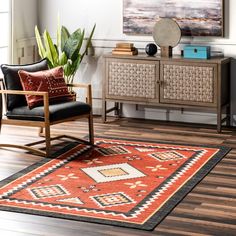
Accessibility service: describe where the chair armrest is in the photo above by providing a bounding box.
[0,89,48,96]
[67,83,92,106]
[0,89,50,121]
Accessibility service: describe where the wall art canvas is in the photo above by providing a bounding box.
[123,0,224,36]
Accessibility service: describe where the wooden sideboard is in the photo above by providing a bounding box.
[102,53,231,132]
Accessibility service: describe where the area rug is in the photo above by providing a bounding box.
[0,137,230,230]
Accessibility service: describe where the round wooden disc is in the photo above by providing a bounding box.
[153,18,181,47]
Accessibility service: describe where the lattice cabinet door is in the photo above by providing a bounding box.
[105,58,159,102]
[160,61,217,107]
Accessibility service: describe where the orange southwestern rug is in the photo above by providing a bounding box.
[0,137,230,230]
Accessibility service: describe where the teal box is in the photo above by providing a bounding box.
[183,45,211,59]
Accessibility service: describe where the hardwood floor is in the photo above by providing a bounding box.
[0,116,236,236]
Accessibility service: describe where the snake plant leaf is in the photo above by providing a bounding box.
[81,24,96,61]
[63,29,84,59]
[44,52,54,69]
[54,44,59,55]
[43,31,53,64]
[74,54,82,73]
[61,26,70,52]
[71,54,82,77]
[35,26,46,59]
[63,55,81,84]
[58,52,68,66]
[63,60,73,78]
[71,29,84,62]
[43,30,59,67]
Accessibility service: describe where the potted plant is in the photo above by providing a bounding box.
[35,23,96,85]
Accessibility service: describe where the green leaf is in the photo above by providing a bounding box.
[81,24,96,61]
[35,25,46,59]
[63,29,84,59]
[61,26,70,51]
[43,30,59,67]
[71,55,81,76]
[58,52,68,65]
[63,60,73,77]
[54,44,59,55]
[71,29,84,62]
[46,58,54,69]
[73,54,82,74]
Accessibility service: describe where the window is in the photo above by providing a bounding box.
[0,0,11,67]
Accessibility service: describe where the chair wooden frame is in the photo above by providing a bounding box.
[0,80,94,157]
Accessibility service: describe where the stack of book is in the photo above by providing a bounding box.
[112,43,138,55]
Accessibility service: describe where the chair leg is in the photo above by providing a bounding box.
[88,113,94,145]
[38,127,44,137]
[45,123,51,157]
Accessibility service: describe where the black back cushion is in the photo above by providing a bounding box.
[1,59,48,110]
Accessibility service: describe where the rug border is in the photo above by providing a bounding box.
[0,136,231,231]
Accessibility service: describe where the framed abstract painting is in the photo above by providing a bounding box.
[123,0,224,36]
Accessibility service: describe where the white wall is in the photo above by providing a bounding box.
[12,0,38,63]
[12,0,38,39]
[25,0,236,124]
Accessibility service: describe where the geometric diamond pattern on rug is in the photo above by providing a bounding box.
[28,184,69,199]
[96,146,130,156]
[58,197,84,205]
[81,163,146,183]
[149,151,187,162]
[91,192,134,208]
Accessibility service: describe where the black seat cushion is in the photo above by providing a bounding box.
[6,101,91,122]
[1,59,48,110]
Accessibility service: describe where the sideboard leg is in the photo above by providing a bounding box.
[217,123,222,133]
[114,102,119,116]
[102,100,107,123]
[119,103,123,118]
[226,104,231,127]
[217,107,222,133]
[114,102,123,118]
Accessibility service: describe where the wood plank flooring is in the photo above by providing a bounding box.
[0,116,236,236]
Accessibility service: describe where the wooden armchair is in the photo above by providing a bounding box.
[0,59,94,157]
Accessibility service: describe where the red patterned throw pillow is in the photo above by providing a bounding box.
[18,67,73,109]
